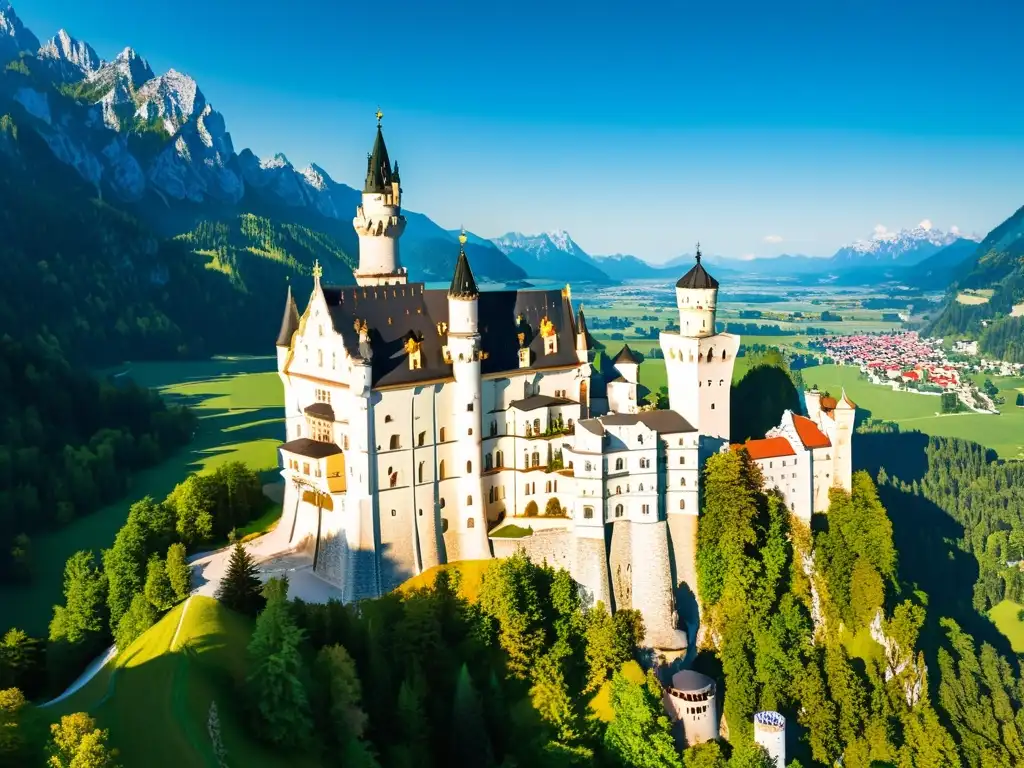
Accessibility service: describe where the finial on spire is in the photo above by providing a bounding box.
[376,107,383,125]
[695,242,702,264]
[459,227,467,247]
[312,259,323,283]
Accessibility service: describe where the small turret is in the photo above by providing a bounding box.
[353,109,407,286]
[363,111,393,194]
[675,244,720,339]
[448,231,479,299]
[576,305,596,353]
[276,282,300,348]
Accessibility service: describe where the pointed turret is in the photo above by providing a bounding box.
[363,121,393,194]
[449,231,479,298]
[276,283,300,347]
[838,388,856,410]
[576,305,597,351]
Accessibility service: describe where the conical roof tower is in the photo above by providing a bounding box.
[275,283,300,347]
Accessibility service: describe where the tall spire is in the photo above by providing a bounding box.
[363,109,393,194]
[449,230,479,299]
[275,282,300,347]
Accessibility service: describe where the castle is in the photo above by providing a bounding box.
[273,116,855,650]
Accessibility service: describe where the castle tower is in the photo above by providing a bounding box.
[446,233,491,561]
[659,246,739,444]
[832,389,856,491]
[352,110,407,286]
[575,305,596,418]
[607,345,640,414]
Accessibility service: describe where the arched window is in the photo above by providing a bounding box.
[615,458,624,471]
[496,450,504,467]
[639,483,644,492]
[389,471,398,489]
[391,509,396,517]
[485,454,493,471]
[466,460,472,473]
[680,477,686,487]
[707,347,714,361]
[638,434,644,445]
[467,517,475,528]
[615,504,624,518]
[531,452,540,467]
[439,427,447,442]
[418,462,425,483]
[615,485,622,495]
[568,418,574,431]
[584,506,594,519]
[545,480,552,493]
[679,499,686,510]
[385,414,393,423]
[722,350,727,361]
[390,435,400,450]
[439,460,446,480]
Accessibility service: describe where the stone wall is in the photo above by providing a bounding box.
[630,521,687,650]
[608,521,633,611]
[572,535,612,609]
[666,513,701,644]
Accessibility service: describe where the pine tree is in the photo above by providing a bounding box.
[216,542,264,616]
[114,593,157,651]
[49,551,108,645]
[451,663,494,768]
[603,670,682,768]
[166,543,191,602]
[144,554,176,611]
[246,577,312,748]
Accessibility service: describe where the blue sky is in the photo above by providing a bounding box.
[15,0,1024,261]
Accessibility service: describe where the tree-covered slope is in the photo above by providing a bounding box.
[928,205,1024,362]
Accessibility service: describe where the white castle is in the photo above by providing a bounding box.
[273,116,855,650]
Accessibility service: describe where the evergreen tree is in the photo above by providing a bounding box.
[49,550,108,645]
[530,640,578,743]
[246,577,312,748]
[114,593,157,651]
[103,518,148,631]
[144,554,176,612]
[450,663,494,768]
[47,712,120,768]
[315,643,374,757]
[392,669,431,768]
[170,474,215,545]
[165,542,191,602]
[478,552,546,679]
[216,542,264,616]
[604,669,682,768]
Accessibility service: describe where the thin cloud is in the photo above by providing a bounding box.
[763,234,783,244]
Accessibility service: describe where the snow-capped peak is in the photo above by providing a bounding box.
[135,69,204,133]
[38,29,101,78]
[300,163,333,190]
[260,153,292,170]
[0,1,40,60]
[491,230,587,260]
[834,220,981,264]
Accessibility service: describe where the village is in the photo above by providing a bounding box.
[818,331,1024,414]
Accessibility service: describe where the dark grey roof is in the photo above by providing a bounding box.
[279,438,343,459]
[276,285,300,347]
[577,307,598,350]
[510,394,574,412]
[613,344,640,365]
[320,283,582,389]
[676,252,719,290]
[670,669,715,692]
[364,125,394,194]
[449,247,478,298]
[304,402,335,421]
[577,419,605,437]
[599,410,696,434]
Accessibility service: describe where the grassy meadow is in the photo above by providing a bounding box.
[0,356,285,636]
[990,600,1024,653]
[38,596,315,768]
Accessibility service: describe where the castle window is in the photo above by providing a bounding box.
[567,419,574,431]
[466,495,473,506]
[467,403,474,412]
[722,350,727,360]
[390,435,401,450]
[638,435,644,445]
[534,418,541,433]
[642,504,650,514]
[485,455,493,471]
[708,380,712,386]
[524,484,530,495]
[467,460,473,473]
[489,487,495,503]
[615,458,624,471]
[523,451,529,467]
[389,470,398,488]
[332,352,336,369]
[615,504,624,518]
[385,414,393,423]
[545,480,552,493]
[418,431,426,446]
[391,509,397,517]
[344,435,350,450]
[440,460,446,480]
[531,452,540,467]
[711,403,716,410]
[318,349,323,367]
[585,461,592,472]
[419,509,423,517]
[468,428,473,436]
[680,477,686,487]
[639,483,644,492]
[440,498,446,508]
[679,457,685,465]
[584,506,594,519]
[616,486,621,495]
[490,421,497,436]
[418,462,425,483]
[302,462,310,475]
[680,499,686,510]
[440,427,447,442]
[496,450,504,467]
[719,379,724,386]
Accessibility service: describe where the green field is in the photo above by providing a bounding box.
[806,365,1024,460]
[42,596,314,767]
[990,600,1024,653]
[0,356,285,636]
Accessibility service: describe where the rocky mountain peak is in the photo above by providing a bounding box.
[38,29,101,80]
[0,1,40,62]
[135,69,204,134]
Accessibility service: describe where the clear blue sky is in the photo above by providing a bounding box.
[15,0,1024,261]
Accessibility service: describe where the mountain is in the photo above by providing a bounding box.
[491,230,612,283]
[900,238,980,291]
[830,220,977,266]
[0,2,520,287]
[927,205,1024,362]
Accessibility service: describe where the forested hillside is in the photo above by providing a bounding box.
[928,205,1024,362]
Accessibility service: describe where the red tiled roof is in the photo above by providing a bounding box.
[734,436,796,461]
[793,415,832,449]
